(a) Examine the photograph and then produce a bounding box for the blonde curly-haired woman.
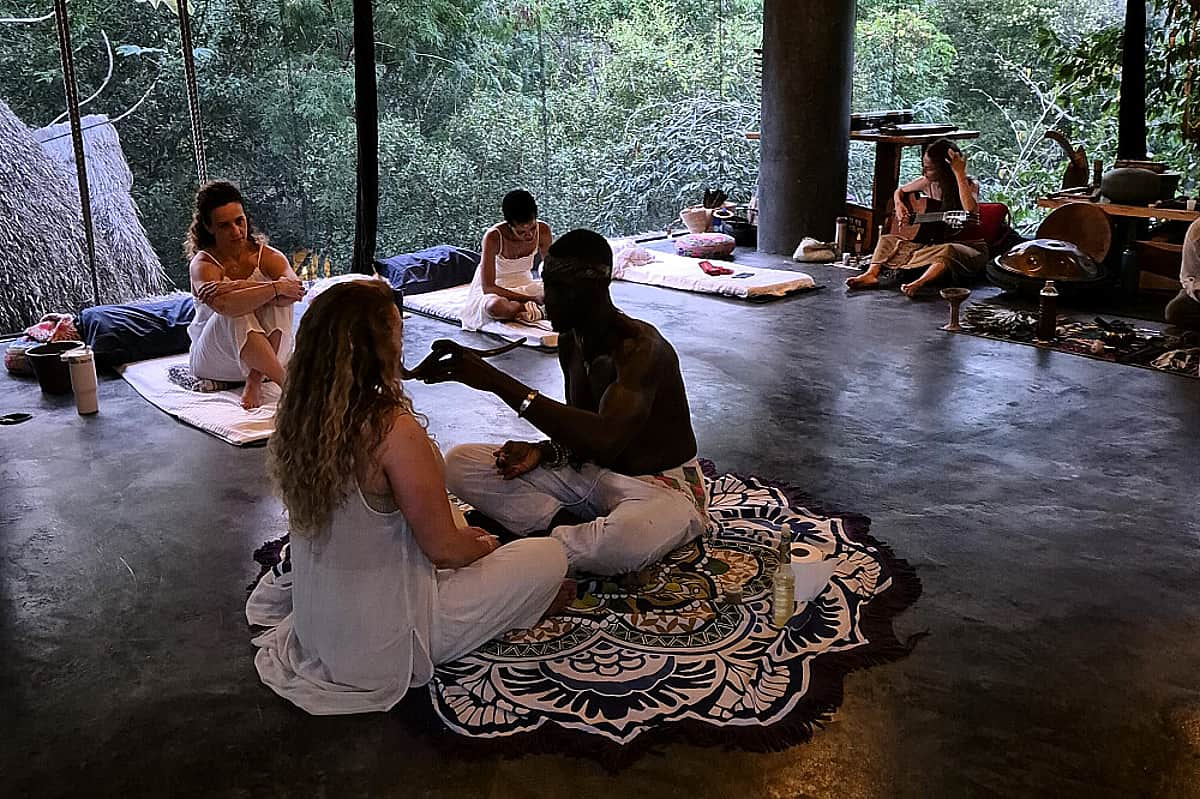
[246,278,572,714]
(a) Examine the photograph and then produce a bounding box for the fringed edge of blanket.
[245,460,923,770]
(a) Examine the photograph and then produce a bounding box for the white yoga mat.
[117,354,278,446]
[616,251,816,299]
[402,284,559,349]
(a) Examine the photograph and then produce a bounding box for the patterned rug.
[959,302,1200,379]
[251,464,920,756]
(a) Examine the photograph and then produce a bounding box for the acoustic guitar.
[886,194,979,241]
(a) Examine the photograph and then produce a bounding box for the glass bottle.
[772,526,795,627]
[1037,281,1058,341]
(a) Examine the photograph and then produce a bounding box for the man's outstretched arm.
[423,338,660,467]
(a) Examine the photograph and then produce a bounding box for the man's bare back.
[558,313,696,475]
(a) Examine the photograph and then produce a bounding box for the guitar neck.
[911,211,977,224]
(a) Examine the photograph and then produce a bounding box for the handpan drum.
[995,239,1104,282]
[986,202,1112,298]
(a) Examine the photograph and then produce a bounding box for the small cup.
[723,586,744,605]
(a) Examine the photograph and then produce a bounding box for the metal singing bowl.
[400,338,526,380]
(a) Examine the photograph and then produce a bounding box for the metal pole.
[536,12,550,200]
[52,0,100,307]
[351,0,379,275]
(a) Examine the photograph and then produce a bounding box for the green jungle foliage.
[0,0,1195,287]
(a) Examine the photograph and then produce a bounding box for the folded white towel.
[792,237,836,263]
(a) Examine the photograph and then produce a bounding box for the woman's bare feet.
[543,578,577,618]
[516,301,546,323]
[902,261,949,298]
[240,378,264,410]
[846,268,882,289]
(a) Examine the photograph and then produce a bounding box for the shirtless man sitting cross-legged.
[417,229,708,576]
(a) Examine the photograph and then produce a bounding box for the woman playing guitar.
[846,138,989,297]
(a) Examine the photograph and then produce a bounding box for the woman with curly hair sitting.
[185,180,305,409]
[246,278,573,714]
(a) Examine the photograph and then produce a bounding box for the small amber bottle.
[1037,281,1059,341]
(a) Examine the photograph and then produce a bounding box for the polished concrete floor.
[2,254,1198,798]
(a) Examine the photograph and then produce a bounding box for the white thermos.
[62,346,99,415]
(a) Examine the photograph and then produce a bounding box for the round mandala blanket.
[427,468,920,746]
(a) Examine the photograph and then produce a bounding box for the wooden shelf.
[849,129,979,146]
[1135,239,1185,280]
[1036,197,1200,223]
[745,128,980,145]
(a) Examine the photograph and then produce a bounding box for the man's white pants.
[444,443,705,575]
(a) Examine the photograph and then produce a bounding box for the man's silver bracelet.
[517,390,539,417]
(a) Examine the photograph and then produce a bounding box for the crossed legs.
[483,295,543,323]
[240,327,285,410]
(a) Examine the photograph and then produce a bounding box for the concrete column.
[758,0,856,255]
[1118,0,1147,160]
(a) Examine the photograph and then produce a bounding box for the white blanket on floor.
[402,284,558,349]
[616,250,816,299]
[117,354,278,446]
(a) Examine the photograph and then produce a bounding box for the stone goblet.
[940,287,971,332]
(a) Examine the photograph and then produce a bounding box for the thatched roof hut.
[37,114,167,302]
[0,99,166,333]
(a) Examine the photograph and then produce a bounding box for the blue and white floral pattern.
[430,471,905,744]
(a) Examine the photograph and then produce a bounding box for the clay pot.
[1101,168,1162,205]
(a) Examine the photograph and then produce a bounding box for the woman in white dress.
[248,278,573,715]
[460,189,552,330]
[185,181,305,409]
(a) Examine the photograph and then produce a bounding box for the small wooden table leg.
[870,142,903,250]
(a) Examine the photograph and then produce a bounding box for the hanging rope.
[177,0,208,184]
[717,0,725,186]
[52,0,100,307]
[38,72,163,144]
[351,0,379,275]
[1186,20,1198,141]
[1,9,54,24]
[536,12,550,200]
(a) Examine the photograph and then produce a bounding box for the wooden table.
[851,129,980,245]
[1035,196,1200,223]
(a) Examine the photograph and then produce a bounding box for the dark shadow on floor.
[2,254,1198,798]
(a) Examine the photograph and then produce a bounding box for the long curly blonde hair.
[268,279,418,535]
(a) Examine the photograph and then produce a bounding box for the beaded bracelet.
[540,440,571,469]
